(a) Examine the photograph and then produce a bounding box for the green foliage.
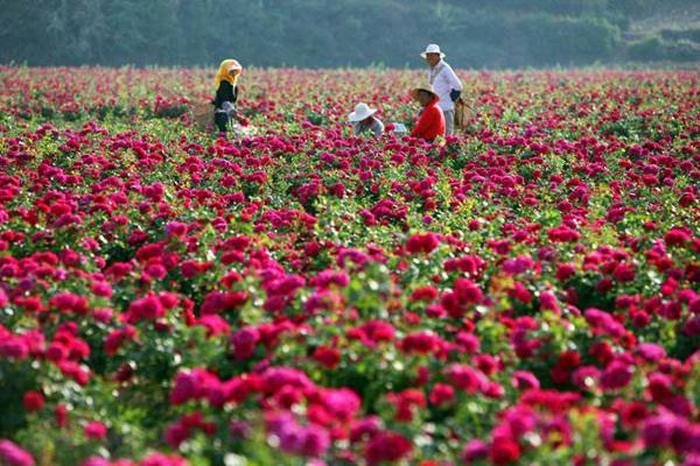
[628,34,700,62]
[0,0,698,68]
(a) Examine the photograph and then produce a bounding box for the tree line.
[1,0,698,68]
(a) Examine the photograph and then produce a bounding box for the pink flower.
[405,232,440,254]
[400,331,440,355]
[511,371,540,391]
[455,332,480,353]
[298,424,330,457]
[429,383,455,406]
[556,263,576,281]
[0,440,34,466]
[165,221,187,237]
[636,343,666,363]
[140,452,188,466]
[572,366,601,390]
[490,438,521,465]
[547,226,580,243]
[642,415,676,448]
[126,295,165,323]
[195,314,230,337]
[91,281,113,298]
[164,422,190,449]
[313,346,341,369]
[462,439,489,463]
[446,364,485,394]
[0,338,29,359]
[612,263,635,282]
[600,361,633,390]
[170,369,217,405]
[453,278,483,306]
[320,388,361,422]
[230,326,260,360]
[104,326,137,356]
[55,404,69,428]
[365,431,412,465]
[84,421,108,440]
[664,228,690,247]
[409,286,438,302]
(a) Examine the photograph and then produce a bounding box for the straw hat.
[412,84,438,99]
[420,43,445,59]
[348,103,378,122]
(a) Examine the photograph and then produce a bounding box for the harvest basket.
[454,97,474,133]
[192,102,214,131]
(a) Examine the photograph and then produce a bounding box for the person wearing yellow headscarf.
[212,59,247,133]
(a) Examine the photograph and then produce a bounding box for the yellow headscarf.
[214,59,242,87]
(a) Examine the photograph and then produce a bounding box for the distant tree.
[0,0,697,68]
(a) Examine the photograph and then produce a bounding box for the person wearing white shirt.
[421,43,463,136]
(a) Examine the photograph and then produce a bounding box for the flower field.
[0,66,699,466]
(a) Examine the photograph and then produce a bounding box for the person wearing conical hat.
[410,84,445,143]
[421,44,463,136]
[212,59,248,134]
[348,102,384,138]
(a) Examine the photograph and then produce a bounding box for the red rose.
[23,391,45,412]
[405,232,440,254]
[429,383,455,406]
[366,431,412,465]
[313,346,341,369]
[84,421,108,440]
[55,404,69,428]
[490,439,521,465]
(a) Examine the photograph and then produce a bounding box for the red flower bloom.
[313,346,341,369]
[405,232,440,254]
[22,391,44,412]
[429,383,455,406]
[490,438,521,465]
[84,421,108,440]
[365,431,412,465]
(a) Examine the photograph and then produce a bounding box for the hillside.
[0,0,699,68]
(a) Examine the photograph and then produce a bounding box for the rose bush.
[0,66,698,465]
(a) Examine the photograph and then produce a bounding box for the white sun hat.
[420,43,445,59]
[348,103,378,122]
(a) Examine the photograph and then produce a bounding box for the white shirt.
[428,60,463,112]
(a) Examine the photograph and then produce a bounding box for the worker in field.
[410,84,445,143]
[348,102,385,138]
[421,44,463,136]
[212,59,249,134]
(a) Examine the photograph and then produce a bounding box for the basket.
[454,97,474,133]
[192,102,214,131]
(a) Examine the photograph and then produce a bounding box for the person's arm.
[373,119,384,137]
[446,65,463,92]
[446,65,463,101]
[411,111,430,138]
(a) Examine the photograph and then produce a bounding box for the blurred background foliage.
[0,0,699,68]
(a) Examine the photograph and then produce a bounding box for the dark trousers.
[214,112,229,132]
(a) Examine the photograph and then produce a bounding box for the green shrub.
[510,14,621,66]
[628,35,667,61]
[628,35,700,62]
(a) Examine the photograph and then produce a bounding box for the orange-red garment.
[411,97,446,142]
